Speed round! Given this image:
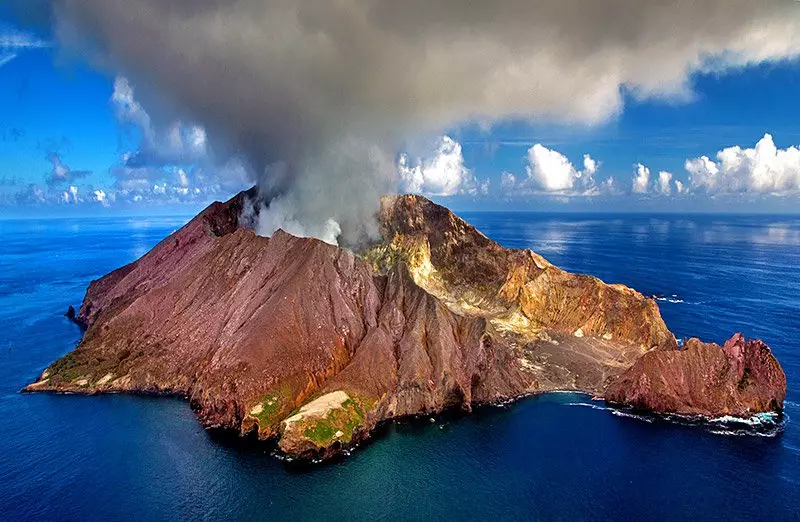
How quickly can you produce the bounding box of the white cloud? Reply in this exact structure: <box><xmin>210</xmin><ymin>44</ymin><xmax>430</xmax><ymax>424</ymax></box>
<box><xmin>111</xmin><ymin>76</ymin><xmax>209</xmax><ymax>167</ymax></box>
<box><xmin>500</xmin><ymin>144</ymin><xmax>613</xmax><ymax>198</ymax></box>
<box><xmin>10</xmin><ymin>77</ymin><xmax>247</xmax><ymax>210</ymax></box>
<box><xmin>657</xmin><ymin>171</ymin><xmax>673</xmax><ymax>195</ymax></box>
<box><xmin>0</xmin><ymin>30</ymin><xmax>50</xmax><ymax>50</ymax></box>
<box><xmin>398</xmin><ymin>136</ymin><xmax>486</xmax><ymax>196</ymax></box>
<box><xmin>501</xmin><ymin>172</ymin><xmax>517</xmax><ymax>191</ymax></box>
<box><xmin>686</xmin><ymin>134</ymin><xmax>800</xmax><ymax>194</ymax></box>
<box><xmin>93</xmin><ymin>189</ymin><xmax>109</xmax><ymax>206</ymax></box>
<box><xmin>526</xmin><ymin>144</ymin><xmax>579</xmax><ymax>192</ymax></box>
<box><xmin>105</xmin><ymin>157</ymin><xmax>251</xmax><ymax>205</ymax></box>
<box><xmin>632</xmin><ymin>164</ymin><xmax>687</xmax><ymax>196</ymax></box>
<box><xmin>0</xmin><ymin>26</ymin><xmax>49</xmax><ymax>68</ymax></box>
<box><xmin>525</xmin><ymin>145</ymin><xmax>603</xmax><ymax>194</ymax></box>
<box><xmin>632</xmin><ymin>164</ymin><xmax>650</xmax><ymax>194</ymax></box>
<box><xmin>582</xmin><ymin>154</ymin><xmax>598</xmax><ymax>177</ymax></box>
<box><xmin>111</xmin><ymin>77</ymin><xmax>148</xmax><ymax>127</ymax></box>
<box><xmin>0</xmin><ymin>53</ymin><xmax>17</xmax><ymax>68</ymax></box>
<box><xmin>600</xmin><ymin>176</ymin><xmax>617</xmax><ymax>194</ymax></box>
<box><xmin>98</xmin><ymin>78</ymin><xmax>251</xmax><ymax>205</ymax></box>
<box><xmin>62</xmin><ymin>185</ymin><xmax>79</xmax><ymax>204</ymax></box>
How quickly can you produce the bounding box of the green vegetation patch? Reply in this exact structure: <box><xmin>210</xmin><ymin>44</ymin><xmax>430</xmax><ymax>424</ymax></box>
<box><xmin>47</xmin><ymin>352</ymin><xmax>83</xmax><ymax>383</ymax></box>
<box><xmin>253</xmin><ymin>383</ymin><xmax>294</xmax><ymax>429</ymax></box>
<box><xmin>301</xmin><ymin>395</ymin><xmax>374</xmax><ymax>447</ymax></box>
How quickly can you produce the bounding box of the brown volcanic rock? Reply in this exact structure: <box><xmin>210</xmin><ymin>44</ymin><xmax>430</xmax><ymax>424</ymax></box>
<box><xmin>605</xmin><ymin>334</ymin><xmax>786</xmax><ymax>416</ymax></box>
<box><xmin>26</xmin><ymin>191</ymin><xmax>532</xmax><ymax>457</ymax></box>
<box><xmin>24</xmin><ymin>190</ymin><xmax>787</xmax><ymax>458</ymax></box>
<box><xmin>373</xmin><ymin>194</ymin><xmax>677</xmax><ymax>352</ymax></box>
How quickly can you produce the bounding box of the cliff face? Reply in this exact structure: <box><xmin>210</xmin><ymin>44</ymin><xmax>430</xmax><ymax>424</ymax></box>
<box><xmin>25</xmin><ymin>190</ymin><xmax>786</xmax><ymax>459</ymax></box>
<box><xmin>369</xmin><ymin>195</ymin><xmax>676</xmax><ymax>352</ymax></box>
<box><xmin>605</xmin><ymin>334</ymin><xmax>786</xmax><ymax>417</ymax></box>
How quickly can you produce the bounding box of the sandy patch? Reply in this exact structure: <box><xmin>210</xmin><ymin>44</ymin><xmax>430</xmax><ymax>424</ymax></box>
<box><xmin>283</xmin><ymin>390</ymin><xmax>350</xmax><ymax>424</ymax></box>
<box><xmin>96</xmin><ymin>373</ymin><xmax>114</xmax><ymax>386</ymax></box>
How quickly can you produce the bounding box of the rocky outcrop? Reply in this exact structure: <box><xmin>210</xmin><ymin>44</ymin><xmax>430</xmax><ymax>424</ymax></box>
<box><xmin>368</xmin><ymin>195</ymin><xmax>677</xmax><ymax>352</ymax></box>
<box><xmin>25</xmin><ymin>190</ymin><xmax>786</xmax><ymax>460</ymax></box>
<box><xmin>605</xmin><ymin>334</ymin><xmax>786</xmax><ymax>417</ymax></box>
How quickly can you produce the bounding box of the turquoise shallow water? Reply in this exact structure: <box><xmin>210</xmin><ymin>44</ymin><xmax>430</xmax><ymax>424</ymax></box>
<box><xmin>0</xmin><ymin>213</ymin><xmax>799</xmax><ymax>520</ymax></box>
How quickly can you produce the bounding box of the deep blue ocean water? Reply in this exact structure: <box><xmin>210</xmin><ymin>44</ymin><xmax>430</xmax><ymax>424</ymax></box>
<box><xmin>1</xmin><ymin>213</ymin><xmax>799</xmax><ymax>521</ymax></box>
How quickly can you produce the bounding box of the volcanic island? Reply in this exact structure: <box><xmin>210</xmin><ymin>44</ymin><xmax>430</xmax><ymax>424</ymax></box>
<box><xmin>25</xmin><ymin>189</ymin><xmax>786</xmax><ymax>460</ymax></box>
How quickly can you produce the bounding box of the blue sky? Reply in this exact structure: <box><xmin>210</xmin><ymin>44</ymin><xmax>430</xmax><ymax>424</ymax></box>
<box><xmin>2</xmin><ymin>3</ymin><xmax>800</xmax><ymax>218</ymax></box>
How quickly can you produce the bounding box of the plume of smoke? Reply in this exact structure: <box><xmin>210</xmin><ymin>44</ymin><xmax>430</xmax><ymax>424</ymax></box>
<box><xmin>48</xmin><ymin>0</ymin><xmax>800</xmax><ymax>244</ymax></box>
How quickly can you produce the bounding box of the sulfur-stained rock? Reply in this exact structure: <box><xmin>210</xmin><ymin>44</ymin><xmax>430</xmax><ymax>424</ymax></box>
<box><xmin>370</xmin><ymin>194</ymin><xmax>677</xmax><ymax>351</ymax></box>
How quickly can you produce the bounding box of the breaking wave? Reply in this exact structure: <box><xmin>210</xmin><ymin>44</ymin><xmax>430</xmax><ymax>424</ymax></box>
<box><xmin>610</xmin><ymin>409</ymin><xmax>656</xmax><ymax>423</ymax></box>
<box><xmin>704</xmin><ymin>412</ymin><xmax>786</xmax><ymax>437</ymax></box>
<box><xmin>567</xmin><ymin>402</ymin><xmax>607</xmax><ymax>411</ymax></box>
<box><xmin>567</xmin><ymin>400</ymin><xmax>785</xmax><ymax>436</ymax></box>
<box><xmin>708</xmin><ymin>412</ymin><xmax>779</xmax><ymax>426</ymax></box>
<box><xmin>652</xmin><ymin>293</ymin><xmax>686</xmax><ymax>304</ymax></box>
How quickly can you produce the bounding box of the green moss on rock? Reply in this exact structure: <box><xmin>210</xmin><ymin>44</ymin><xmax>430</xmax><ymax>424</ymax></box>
<box><xmin>251</xmin><ymin>383</ymin><xmax>294</xmax><ymax>433</ymax></box>
<box><xmin>301</xmin><ymin>397</ymin><xmax>367</xmax><ymax>446</ymax></box>
<box><xmin>47</xmin><ymin>352</ymin><xmax>83</xmax><ymax>383</ymax></box>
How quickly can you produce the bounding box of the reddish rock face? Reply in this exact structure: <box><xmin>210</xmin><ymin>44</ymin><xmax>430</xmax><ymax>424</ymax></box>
<box><xmin>24</xmin><ymin>189</ymin><xmax>787</xmax><ymax>459</ymax></box>
<box><xmin>26</xmin><ymin>190</ymin><xmax>530</xmax><ymax>457</ymax></box>
<box><xmin>605</xmin><ymin>334</ymin><xmax>786</xmax><ymax>417</ymax></box>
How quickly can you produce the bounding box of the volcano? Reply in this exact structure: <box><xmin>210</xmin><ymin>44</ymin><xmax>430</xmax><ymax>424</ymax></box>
<box><xmin>25</xmin><ymin>190</ymin><xmax>786</xmax><ymax>460</ymax></box>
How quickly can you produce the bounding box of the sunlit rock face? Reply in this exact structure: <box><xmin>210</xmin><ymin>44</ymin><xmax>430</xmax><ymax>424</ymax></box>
<box><xmin>25</xmin><ymin>189</ymin><xmax>785</xmax><ymax>460</ymax></box>
<box><xmin>371</xmin><ymin>194</ymin><xmax>677</xmax><ymax>351</ymax></box>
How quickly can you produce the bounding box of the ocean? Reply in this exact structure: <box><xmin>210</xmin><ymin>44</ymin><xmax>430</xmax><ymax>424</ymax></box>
<box><xmin>0</xmin><ymin>212</ymin><xmax>798</xmax><ymax>520</ymax></box>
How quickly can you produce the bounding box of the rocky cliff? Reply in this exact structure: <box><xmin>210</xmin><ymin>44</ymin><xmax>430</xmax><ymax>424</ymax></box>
<box><xmin>605</xmin><ymin>333</ymin><xmax>786</xmax><ymax>417</ymax></box>
<box><xmin>25</xmin><ymin>190</ymin><xmax>786</xmax><ymax>460</ymax></box>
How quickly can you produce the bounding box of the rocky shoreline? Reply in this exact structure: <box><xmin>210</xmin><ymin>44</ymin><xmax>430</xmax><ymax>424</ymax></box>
<box><xmin>24</xmin><ymin>190</ymin><xmax>786</xmax><ymax>461</ymax></box>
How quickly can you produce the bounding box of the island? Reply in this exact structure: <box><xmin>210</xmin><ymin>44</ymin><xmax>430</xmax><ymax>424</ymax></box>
<box><xmin>25</xmin><ymin>189</ymin><xmax>787</xmax><ymax>460</ymax></box>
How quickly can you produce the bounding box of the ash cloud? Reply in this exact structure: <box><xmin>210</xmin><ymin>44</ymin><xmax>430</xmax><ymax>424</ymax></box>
<box><xmin>44</xmin><ymin>1</ymin><xmax>800</xmax><ymax>243</ymax></box>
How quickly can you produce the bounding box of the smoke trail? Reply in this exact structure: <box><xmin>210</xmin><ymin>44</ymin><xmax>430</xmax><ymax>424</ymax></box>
<box><xmin>43</xmin><ymin>0</ymin><xmax>800</xmax><ymax>244</ymax></box>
